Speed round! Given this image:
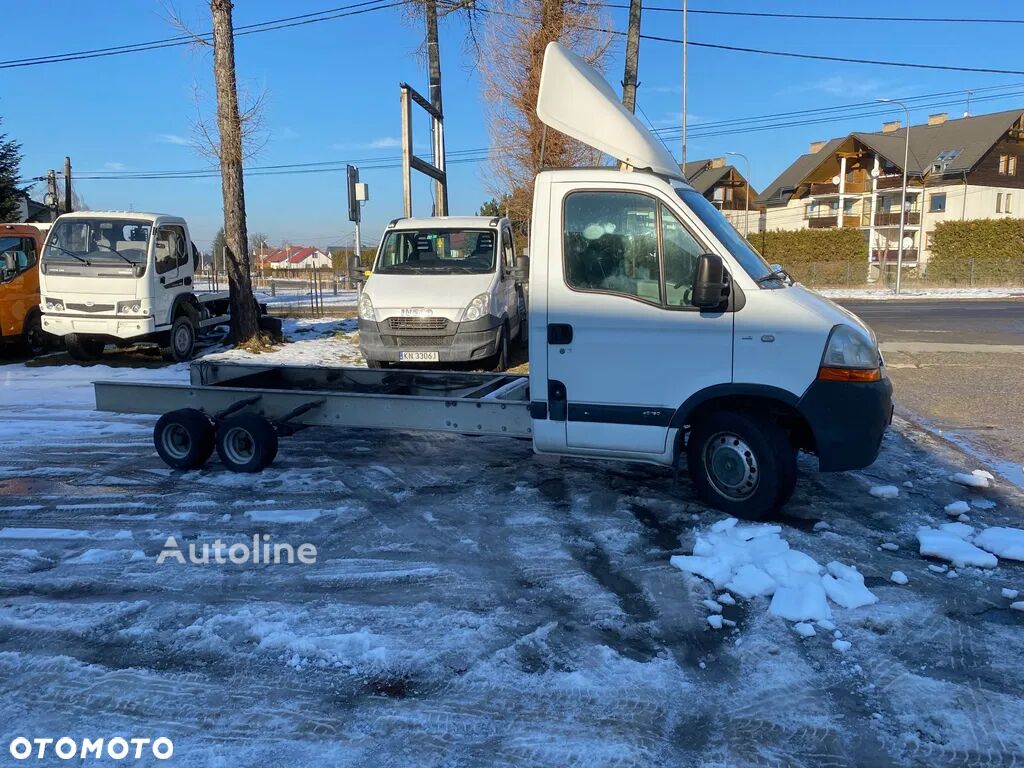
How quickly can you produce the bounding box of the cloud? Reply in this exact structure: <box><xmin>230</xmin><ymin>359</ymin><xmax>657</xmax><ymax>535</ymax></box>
<box><xmin>103</xmin><ymin>162</ymin><xmax>128</xmax><ymax>171</ymax></box>
<box><xmin>331</xmin><ymin>136</ymin><xmax>403</xmax><ymax>151</ymax></box>
<box><xmin>795</xmin><ymin>75</ymin><xmax>888</xmax><ymax>97</ymax></box>
<box><xmin>156</xmin><ymin>133</ymin><xmax>191</xmax><ymax>146</ymax></box>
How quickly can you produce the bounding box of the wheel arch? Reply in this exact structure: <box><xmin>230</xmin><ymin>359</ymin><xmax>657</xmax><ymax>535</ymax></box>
<box><xmin>169</xmin><ymin>293</ymin><xmax>201</xmax><ymax>324</ymax></box>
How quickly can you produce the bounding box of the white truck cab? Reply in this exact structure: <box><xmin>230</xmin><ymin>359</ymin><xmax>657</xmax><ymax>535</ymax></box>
<box><xmin>357</xmin><ymin>216</ymin><xmax>527</xmax><ymax>370</ymax></box>
<box><xmin>38</xmin><ymin>211</ymin><xmax>231</xmax><ymax>361</ymax></box>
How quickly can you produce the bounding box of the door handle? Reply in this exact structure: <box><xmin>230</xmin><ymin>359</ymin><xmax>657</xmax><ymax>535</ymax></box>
<box><xmin>547</xmin><ymin>323</ymin><xmax>573</xmax><ymax>344</ymax></box>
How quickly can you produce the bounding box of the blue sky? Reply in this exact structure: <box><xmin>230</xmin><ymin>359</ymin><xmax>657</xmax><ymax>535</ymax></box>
<box><xmin>3</xmin><ymin>1</ymin><xmax>1022</xmax><ymax>251</ymax></box>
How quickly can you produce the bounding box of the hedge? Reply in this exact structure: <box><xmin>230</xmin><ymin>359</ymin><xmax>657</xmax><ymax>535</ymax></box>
<box><xmin>927</xmin><ymin>218</ymin><xmax>1024</xmax><ymax>284</ymax></box>
<box><xmin>745</xmin><ymin>228</ymin><xmax>867</xmax><ymax>284</ymax></box>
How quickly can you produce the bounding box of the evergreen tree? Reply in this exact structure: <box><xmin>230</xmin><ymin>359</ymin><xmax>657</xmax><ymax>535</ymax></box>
<box><xmin>0</xmin><ymin>117</ymin><xmax>28</xmax><ymax>221</ymax></box>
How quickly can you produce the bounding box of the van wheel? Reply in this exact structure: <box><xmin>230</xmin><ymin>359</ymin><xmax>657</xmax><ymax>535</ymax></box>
<box><xmin>365</xmin><ymin>359</ymin><xmax>389</xmax><ymax>369</ymax></box>
<box><xmin>66</xmin><ymin>334</ymin><xmax>105</xmax><ymax>361</ymax></box>
<box><xmin>153</xmin><ymin>408</ymin><xmax>215</xmax><ymax>469</ymax></box>
<box><xmin>492</xmin><ymin>326</ymin><xmax>510</xmax><ymax>372</ymax></box>
<box><xmin>22</xmin><ymin>312</ymin><xmax>47</xmax><ymax>356</ymax></box>
<box><xmin>216</xmin><ymin>413</ymin><xmax>279</xmax><ymax>472</ymax></box>
<box><xmin>686</xmin><ymin>410</ymin><xmax>796</xmax><ymax>520</ymax></box>
<box><xmin>161</xmin><ymin>315</ymin><xmax>197</xmax><ymax>362</ymax></box>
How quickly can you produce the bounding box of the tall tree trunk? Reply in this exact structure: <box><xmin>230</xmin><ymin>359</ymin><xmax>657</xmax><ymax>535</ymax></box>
<box><xmin>210</xmin><ymin>0</ymin><xmax>258</xmax><ymax>343</ymax></box>
<box><xmin>621</xmin><ymin>0</ymin><xmax>642</xmax><ymax>113</ymax></box>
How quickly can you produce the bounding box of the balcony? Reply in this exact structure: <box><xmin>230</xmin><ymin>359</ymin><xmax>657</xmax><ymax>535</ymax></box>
<box><xmin>873</xmin><ymin>211</ymin><xmax>920</xmax><ymax>227</ymax></box>
<box><xmin>807</xmin><ymin>214</ymin><xmax>861</xmax><ymax>229</ymax></box>
<box><xmin>808</xmin><ymin>180</ymin><xmax>871</xmax><ymax>195</ymax></box>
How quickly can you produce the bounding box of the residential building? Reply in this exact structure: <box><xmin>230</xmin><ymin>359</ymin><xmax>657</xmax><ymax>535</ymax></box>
<box><xmin>684</xmin><ymin>157</ymin><xmax>761</xmax><ymax>234</ymax></box>
<box><xmin>757</xmin><ymin>108</ymin><xmax>1024</xmax><ymax>272</ymax></box>
<box><xmin>261</xmin><ymin>245</ymin><xmax>333</xmax><ymax>271</ymax></box>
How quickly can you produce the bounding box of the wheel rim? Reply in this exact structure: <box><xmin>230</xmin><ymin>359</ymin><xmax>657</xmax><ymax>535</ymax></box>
<box><xmin>222</xmin><ymin>427</ymin><xmax>256</xmax><ymax>465</ymax></box>
<box><xmin>174</xmin><ymin>324</ymin><xmax>193</xmax><ymax>354</ymax></box>
<box><xmin>161</xmin><ymin>423</ymin><xmax>192</xmax><ymax>460</ymax></box>
<box><xmin>704</xmin><ymin>431</ymin><xmax>759</xmax><ymax>500</ymax></box>
<box><xmin>27</xmin><ymin>325</ymin><xmax>44</xmax><ymax>353</ymax></box>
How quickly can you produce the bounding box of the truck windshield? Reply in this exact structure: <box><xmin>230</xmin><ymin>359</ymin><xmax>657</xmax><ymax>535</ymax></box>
<box><xmin>674</xmin><ymin>188</ymin><xmax>774</xmax><ymax>282</ymax></box>
<box><xmin>375</xmin><ymin>229</ymin><xmax>496</xmax><ymax>274</ymax></box>
<box><xmin>43</xmin><ymin>218</ymin><xmax>152</xmax><ymax>267</ymax></box>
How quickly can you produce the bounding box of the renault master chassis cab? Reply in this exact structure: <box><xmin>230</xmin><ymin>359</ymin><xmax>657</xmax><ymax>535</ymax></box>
<box><xmin>39</xmin><ymin>211</ymin><xmax>232</xmax><ymax>362</ymax></box>
<box><xmin>357</xmin><ymin>216</ymin><xmax>527</xmax><ymax>371</ymax></box>
<box><xmin>91</xmin><ymin>43</ymin><xmax>892</xmax><ymax>520</ymax></box>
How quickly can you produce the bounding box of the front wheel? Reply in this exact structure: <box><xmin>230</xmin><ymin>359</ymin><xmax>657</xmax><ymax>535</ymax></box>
<box><xmin>492</xmin><ymin>326</ymin><xmax>510</xmax><ymax>372</ymax></box>
<box><xmin>161</xmin><ymin>315</ymin><xmax>197</xmax><ymax>362</ymax></box>
<box><xmin>22</xmin><ymin>312</ymin><xmax>47</xmax><ymax>356</ymax></box>
<box><xmin>66</xmin><ymin>333</ymin><xmax>105</xmax><ymax>361</ymax></box>
<box><xmin>686</xmin><ymin>410</ymin><xmax>796</xmax><ymax>520</ymax></box>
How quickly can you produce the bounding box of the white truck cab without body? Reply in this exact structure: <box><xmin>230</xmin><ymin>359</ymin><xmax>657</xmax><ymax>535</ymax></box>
<box><xmin>92</xmin><ymin>43</ymin><xmax>892</xmax><ymax>520</ymax></box>
<box><xmin>357</xmin><ymin>216</ymin><xmax>526</xmax><ymax>370</ymax></box>
<box><xmin>38</xmin><ymin>211</ymin><xmax>231</xmax><ymax>362</ymax></box>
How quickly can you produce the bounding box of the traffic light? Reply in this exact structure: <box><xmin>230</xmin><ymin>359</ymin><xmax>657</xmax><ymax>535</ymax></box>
<box><xmin>347</xmin><ymin>164</ymin><xmax>360</xmax><ymax>223</ymax></box>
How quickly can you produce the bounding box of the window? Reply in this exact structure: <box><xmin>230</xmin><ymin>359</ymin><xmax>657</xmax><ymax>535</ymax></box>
<box><xmin>0</xmin><ymin>236</ymin><xmax>36</xmax><ymax>282</ymax></box>
<box><xmin>374</xmin><ymin>229</ymin><xmax>496</xmax><ymax>275</ymax></box>
<box><xmin>563</xmin><ymin>191</ymin><xmax>661</xmax><ymax>304</ymax></box>
<box><xmin>502</xmin><ymin>229</ymin><xmax>515</xmax><ymax>271</ymax></box>
<box><xmin>675</xmin><ymin>187</ymin><xmax>772</xmax><ymax>281</ymax></box>
<box><xmin>999</xmin><ymin>155</ymin><xmax>1008</xmax><ymax>174</ymax></box>
<box><xmin>155</xmin><ymin>225</ymin><xmax>187</xmax><ymax>275</ymax></box>
<box><xmin>998</xmin><ymin>154</ymin><xmax>1017</xmax><ymax>175</ymax></box>
<box><xmin>929</xmin><ymin>193</ymin><xmax>947</xmax><ymax>213</ymax></box>
<box><xmin>661</xmin><ymin>208</ymin><xmax>702</xmax><ymax>307</ymax></box>
<box><xmin>1005</xmin><ymin>193</ymin><xmax>1014</xmax><ymax>214</ymax></box>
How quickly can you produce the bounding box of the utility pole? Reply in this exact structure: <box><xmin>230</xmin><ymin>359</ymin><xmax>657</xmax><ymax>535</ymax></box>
<box><xmin>726</xmin><ymin>151</ymin><xmax>751</xmax><ymax>236</ymax></box>
<box><xmin>621</xmin><ymin>0</ymin><xmax>643</xmax><ymax>113</ymax></box>
<box><xmin>424</xmin><ymin>0</ymin><xmax>447</xmax><ymax>215</ymax></box>
<box><xmin>63</xmin><ymin>156</ymin><xmax>73</xmax><ymax>213</ymax></box>
<box><xmin>46</xmin><ymin>170</ymin><xmax>58</xmax><ymax>221</ymax></box>
<box><xmin>681</xmin><ymin>0</ymin><xmax>687</xmax><ymax>172</ymax></box>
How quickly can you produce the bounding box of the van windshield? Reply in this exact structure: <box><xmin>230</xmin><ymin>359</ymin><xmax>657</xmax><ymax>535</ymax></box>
<box><xmin>43</xmin><ymin>218</ymin><xmax>152</xmax><ymax>266</ymax></box>
<box><xmin>375</xmin><ymin>229</ymin><xmax>496</xmax><ymax>274</ymax></box>
<box><xmin>674</xmin><ymin>188</ymin><xmax>773</xmax><ymax>282</ymax></box>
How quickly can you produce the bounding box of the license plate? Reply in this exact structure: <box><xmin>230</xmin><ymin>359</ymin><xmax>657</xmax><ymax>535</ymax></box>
<box><xmin>399</xmin><ymin>351</ymin><xmax>439</xmax><ymax>362</ymax></box>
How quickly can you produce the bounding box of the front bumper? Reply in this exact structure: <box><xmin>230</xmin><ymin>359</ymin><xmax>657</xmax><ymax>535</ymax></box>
<box><xmin>358</xmin><ymin>315</ymin><xmax>502</xmax><ymax>363</ymax></box>
<box><xmin>797</xmin><ymin>375</ymin><xmax>894</xmax><ymax>472</ymax></box>
<box><xmin>41</xmin><ymin>313</ymin><xmax>157</xmax><ymax>340</ymax></box>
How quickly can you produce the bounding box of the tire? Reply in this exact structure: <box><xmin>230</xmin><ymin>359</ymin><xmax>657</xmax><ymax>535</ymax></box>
<box><xmin>686</xmin><ymin>410</ymin><xmax>796</xmax><ymax>520</ymax></box>
<box><xmin>492</xmin><ymin>325</ymin><xmax>510</xmax><ymax>372</ymax></box>
<box><xmin>66</xmin><ymin>333</ymin><xmax>105</xmax><ymax>361</ymax></box>
<box><xmin>153</xmin><ymin>408</ymin><xmax>215</xmax><ymax>470</ymax></box>
<box><xmin>216</xmin><ymin>413</ymin><xmax>279</xmax><ymax>473</ymax></box>
<box><xmin>365</xmin><ymin>359</ymin><xmax>389</xmax><ymax>369</ymax></box>
<box><xmin>161</xmin><ymin>315</ymin><xmax>197</xmax><ymax>362</ymax></box>
<box><xmin>22</xmin><ymin>312</ymin><xmax>47</xmax><ymax>356</ymax></box>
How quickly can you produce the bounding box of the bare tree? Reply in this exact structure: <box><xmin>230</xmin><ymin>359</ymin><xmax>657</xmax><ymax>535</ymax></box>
<box><xmin>478</xmin><ymin>0</ymin><xmax>610</xmax><ymax>229</ymax></box>
<box><xmin>209</xmin><ymin>0</ymin><xmax>258</xmax><ymax>342</ymax></box>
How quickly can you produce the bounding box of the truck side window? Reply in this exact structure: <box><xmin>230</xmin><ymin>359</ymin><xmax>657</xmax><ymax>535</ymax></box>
<box><xmin>502</xmin><ymin>229</ymin><xmax>515</xmax><ymax>271</ymax></box>
<box><xmin>155</xmin><ymin>226</ymin><xmax>186</xmax><ymax>275</ymax></box>
<box><xmin>563</xmin><ymin>191</ymin><xmax>660</xmax><ymax>305</ymax></box>
<box><xmin>661</xmin><ymin>205</ymin><xmax>702</xmax><ymax>307</ymax></box>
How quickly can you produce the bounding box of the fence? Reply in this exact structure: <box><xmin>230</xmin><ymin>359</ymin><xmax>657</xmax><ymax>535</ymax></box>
<box><xmin>195</xmin><ymin>267</ymin><xmax>361</xmax><ymax>317</ymax></box>
<box><xmin>791</xmin><ymin>259</ymin><xmax>1024</xmax><ymax>290</ymax></box>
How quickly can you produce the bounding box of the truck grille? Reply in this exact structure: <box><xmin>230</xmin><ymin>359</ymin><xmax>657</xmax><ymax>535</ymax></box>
<box><xmin>394</xmin><ymin>335</ymin><xmax>449</xmax><ymax>347</ymax></box>
<box><xmin>66</xmin><ymin>303</ymin><xmax>115</xmax><ymax>313</ymax></box>
<box><xmin>388</xmin><ymin>317</ymin><xmax>449</xmax><ymax>331</ymax></box>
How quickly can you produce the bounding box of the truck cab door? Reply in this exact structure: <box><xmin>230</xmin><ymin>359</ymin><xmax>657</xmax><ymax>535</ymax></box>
<box><xmin>540</xmin><ymin>182</ymin><xmax>734</xmax><ymax>458</ymax></box>
<box><xmin>0</xmin><ymin>236</ymin><xmax>37</xmax><ymax>337</ymax></box>
<box><xmin>152</xmin><ymin>225</ymin><xmax>188</xmax><ymax>326</ymax></box>
<box><xmin>499</xmin><ymin>226</ymin><xmax>521</xmax><ymax>334</ymax></box>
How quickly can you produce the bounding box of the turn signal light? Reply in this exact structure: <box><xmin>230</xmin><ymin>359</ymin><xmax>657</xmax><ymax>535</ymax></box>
<box><xmin>818</xmin><ymin>367</ymin><xmax>881</xmax><ymax>383</ymax></box>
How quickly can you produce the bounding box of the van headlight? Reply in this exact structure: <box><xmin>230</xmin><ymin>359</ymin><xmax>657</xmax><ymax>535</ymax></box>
<box><xmin>117</xmin><ymin>300</ymin><xmax>143</xmax><ymax>314</ymax></box>
<box><xmin>358</xmin><ymin>293</ymin><xmax>376</xmax><ymax>321</ymax></box>
<box><xmin>819</xmin><ymin>324</ymin><xmax>881</xmax><ymax>382</ymax></box>
<box><xmin>44</xmin><ymin>298</ymin><xmax>65</xmax><ymax>312</ymax></box>
<box><xmin>462</xmin><ymin>293</ymin><xmax>491</xmax><ymax>322</ymax></box>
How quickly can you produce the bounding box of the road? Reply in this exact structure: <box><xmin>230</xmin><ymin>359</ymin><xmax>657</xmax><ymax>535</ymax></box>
<box><xmin>839</xmin><ymin>298</ymin><xmax>1024</xmax><ymax>481</ymax></box>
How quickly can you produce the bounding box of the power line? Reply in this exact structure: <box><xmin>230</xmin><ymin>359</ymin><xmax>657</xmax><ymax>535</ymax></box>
<box><xmin>0</xmin><ymin>0</ymin><xmax>408</xmax><ymax>70</ymax></box>
<box><xmin>592</xmin><ymin>3</ymin><xmax>1024</xmax><ymax>25</ymax></box>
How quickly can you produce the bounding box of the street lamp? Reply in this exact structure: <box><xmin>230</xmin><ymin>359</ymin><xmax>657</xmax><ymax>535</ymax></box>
<box><xmin>876</xmin><ymin>98</ymin><xmax>911</xmax><ymax>295</ymax></box>
<box><xmin>726</xmin><ymin>151</ymin><xmax>751</xmax><ymax>236</ymax></box>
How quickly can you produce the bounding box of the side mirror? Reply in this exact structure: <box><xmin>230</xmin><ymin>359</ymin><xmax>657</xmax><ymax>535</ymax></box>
<box><xmin>691</xmin><ymin>253</ymin><xmax>729</xmax><ymax>310</ymax></box>
<box><xmin>514</xmin><ymin>254</ymin><xmax>530</xmax><ymax>283</ymax></box>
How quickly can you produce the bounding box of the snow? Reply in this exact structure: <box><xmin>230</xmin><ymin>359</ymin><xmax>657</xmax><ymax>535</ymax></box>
<box><xmin>203</xmin><ymin>317</ymin><xmax>362</xmax><ymax>368</ymax></box>
<box><xmin>974</xmin><ymin>527</ymin><xmax>1024</xmax><ymax>562</ymax></box>
<box><xmin>880</xmin><ymin>542</ymin><xmax>899</xmax><ymax>551</ymax></box>
<box><xmin>950</xmin><ymin>472</ymin><xmax>990</xmax><ymax>489</ymax></box>
<box><xmin>869</xmin><ymin>485</ymin><xmax>899</xmax><ymax>499</ymax></box>
<box><xmin>792</xmin><ymin>622</ymin><xmax>816</xmax><ymax>638</ymax></box>
<box><xmin>944</xmin><ymin>500</ymin><xmax>971</xmax><ymax>516</ymax></box>
<box><xmin>916</xmin><ymin>526</ymin><xmax>997</xmax><ymax>569</ymax></box>
<box><xmin>832</xmin><ymin>639</ymin><xmax>853</xmax><ymax>652</ymax></box>
<box><xmin>818</xmin><ymin>287</ymin><xmax>1023</xmax><ymax>300</ymax></box>
<box><xmin>701</xmin><ymin>599</ymin><xmax>723</xmax><ymax>613</ymax></box>
<box><xmin>716</xmin><ymin>592</ymin><xmax>736</xmax><ymax>606</ymax></box>
<box><xmin>1003</xmin><ymin>589</ymin><xmax>1020</xmax><ymax>599</ymax></box>
<box><xmin>0</xmin><ymin>527</ymin><xmax>133</xmax><ymax>541</ymax></box>
<box><xmin>890</xmin><ymin>571</ymin><xmax>909</xmax><ymax>585</ymax></box>
<box><xmin>1011</xmin><ymin>602</ymin><xmax>1024</xmax><ymax>612</ymax></box>
<box><xmin>707</xmin><ymin>614</ymin><xmax>724</xmax><ymax>629</ymax></box>
<box><xmin>671</xmin><ymin>518</ymin><xmax>877</xmax><ymax>624</ymax></box>
<box><xmin>244</xmin><ymin>509</ymin><xmax>323</xmax><ymax>523</ymax></box>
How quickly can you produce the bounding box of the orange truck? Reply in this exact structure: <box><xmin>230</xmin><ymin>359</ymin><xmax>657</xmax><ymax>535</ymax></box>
<box><xmin>0</xmin><ymin>222</ymin><xmax>48</xmax><ymax>355</ymax></box>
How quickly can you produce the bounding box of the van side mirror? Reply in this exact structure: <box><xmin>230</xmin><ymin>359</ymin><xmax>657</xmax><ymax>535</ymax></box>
<box><xmin>514</xmin><ymin>254</ymin><xmax>530</xmax><ymax>283</ymax></box>
<box><xmin>691</xmin><ymin>253</ymin><xmax>729</xmax><ymax>310</ymax></box>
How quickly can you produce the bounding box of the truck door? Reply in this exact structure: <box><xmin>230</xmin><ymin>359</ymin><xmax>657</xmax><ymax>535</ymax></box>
<box><xmin>0</xmin><ymin>235</ymin><xmax>37</xmax><ymax>337</ymax></box>
<box><xmin>152</xmin><ymin>225</ymin><xmax>188</xmax><ymax>326</ymax></box>
<box><xmin>544</xmin><ymin>183</ymin><xmax>733</xmax><ymax>456</ymax></box>
<box><xmin>499</xmin><ymin>226</ymin><xmax>521</xmax><ymax>334</ymax></box>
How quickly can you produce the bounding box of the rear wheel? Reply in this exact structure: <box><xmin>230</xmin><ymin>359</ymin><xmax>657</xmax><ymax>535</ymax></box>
<box><xmin>22</xmin><ymin>312</ymin><xmax>47</xmax><ymax>356</ymax></box>
<box><xmin>161</xmin><ymin>315</ymin><xmax>197</xmax><ymax>362</ymax></box>
<box><xmin>686</xmin><ymin>410</ymin><xmax>796</xmax><ymax>520</ymax></box>
<box><xmin>66</xmin><ymin>333</ymin><xmax>105</xmax><ymax>361</ymax></box>
<box><xmin>492</xmin><ymin>325</ymin><xmax>510</xmax><ymax>372</ymax></box>
<box><xmin>153</xmin><ymin>408</ymin><xmax>215</xmax><ymax>470</ymax></box>
<box><xmin>216</xmin><ymin>413</ymin><xmax>279</xmax><ymax>473</ymax></box>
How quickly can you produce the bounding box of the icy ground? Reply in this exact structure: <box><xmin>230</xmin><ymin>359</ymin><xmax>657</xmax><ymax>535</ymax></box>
<box><xmin>1</xmin><ymin>319</ymin><xmax>1023</xmax><ymax>767</ymax></box>
<box><xmin>817</xmin><ymin>287</ymin><xmax>1024</xmax><ymax>301</ymax></box>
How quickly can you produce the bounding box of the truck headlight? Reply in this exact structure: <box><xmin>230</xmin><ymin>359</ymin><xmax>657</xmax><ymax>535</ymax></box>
<box><xmin>358</xmin><ymin>293</ymin><xmax>376</xmax><ymax>321</ymax></box>
<box><xmin>819</xmin><ymin>324</ymin><xmax>881</xmax><ymax>382</ymax></box>
<box><xmin>462</xmin><ymin>293</ymin><xmax>491</xmax><ymax>322</ymax></box>
<box><xmin>44</xmin><ymin>298</ymin><xmax>65</xmax><ymax>312</ymax></box>
<box><xmin>117</xmin><ymin>300</ymin><xmax>142</xmax><ymax>314</ymax></box>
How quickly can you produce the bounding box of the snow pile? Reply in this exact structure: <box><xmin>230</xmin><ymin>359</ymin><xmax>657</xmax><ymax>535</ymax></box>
<box><xmin>914</xmin><ymin>521</ymin><xmax>1024</xmax><ymax>569</ymax></box>
<box><xmin>949</xmin><ymin>470</ymin><xmax>993</xmax><ymax>489</ymax></box>
<box><xmin>890</xmin><ymin>571</ymin><xmax>908</xmax><ymax>585</ymax></box>
<box><xmin>1003</xmin><ymin>588</ymin><xmax>1020</xmax><ymax>599</ymax></box>
<box><xmin>974</xmin><ymin>528</ymin><xmax>1024</xmax><ymax>562</ymax></box>
<box><xmin>670</xmin><ymin>518</ymin><xmax>878</xmax><ymax>624</ymax></box>
<box><xmin>869</xmin><ymin>485</ymin><xmax>899</xmax><ymax>500</ymax></box>
<box><xmin>944</xmin><ymin>500</ymin><xmax>970</xmax><ymax>517</ymax></box>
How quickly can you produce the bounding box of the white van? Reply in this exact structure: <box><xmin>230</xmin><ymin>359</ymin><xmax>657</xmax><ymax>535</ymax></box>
<box><xmin>357</xmin><ymin>216</ymin><xmax>527</xmax><ymax>370</ymax></box>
